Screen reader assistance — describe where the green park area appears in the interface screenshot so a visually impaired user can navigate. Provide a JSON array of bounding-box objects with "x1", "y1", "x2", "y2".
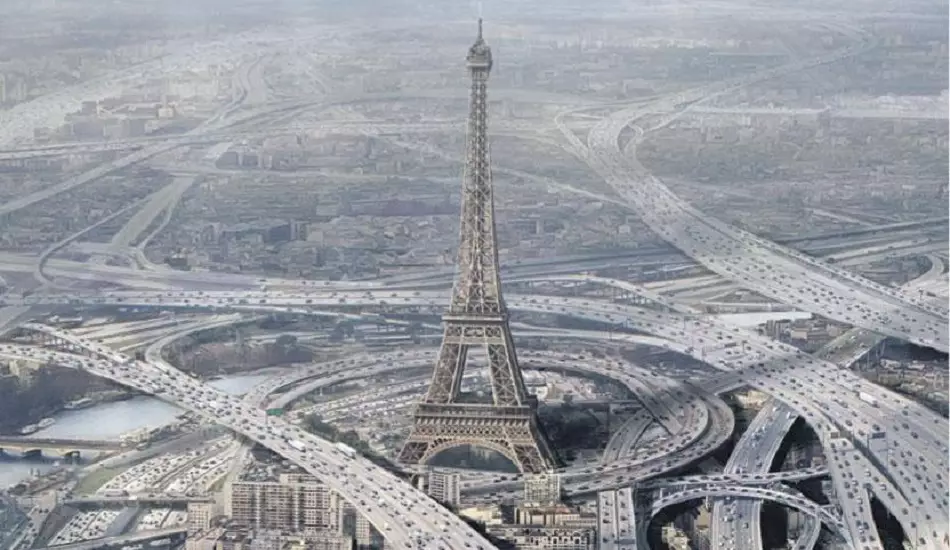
[{"x1": 73, "y1": 465, "x2": 129, "y2": 495}]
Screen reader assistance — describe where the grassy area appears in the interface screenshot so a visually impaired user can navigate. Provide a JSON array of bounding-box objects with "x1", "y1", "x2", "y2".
[
  {"x1": 73, "y1": 465, "x2": 128, "y2": 494},
  {"x1": 302, "y1": 414, "x2": 405, "y2": 478},
  {"x1": 208, "y1": 474, "x2": 227, "y2": 493}
]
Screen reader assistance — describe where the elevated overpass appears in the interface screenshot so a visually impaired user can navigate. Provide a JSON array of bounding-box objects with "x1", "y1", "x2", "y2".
[
  {"x1": 778, "y1": 216, "x2": 949, "y2": 246},
  {"x1": 0, "y1": 335, "x2": 498, "y2": 549},
  {"x1": 576, "y1": 36, "x2": 949, "y2": 352},
  {"x1": 649, "y1": 484, "x2": 851, "y2": 544},
  {"x1": 2, "y1": 274, "x2": 948, "y2": 546},
  {"x1": 0, "y1": 218, "x2": 941, "y2": 309},
  {"x1": 1, "y1": 313, "x2": 945, "y2": 546},
  {"x1": 63, "y1": 494, "x2": 213, "y2": 507},
  {"x1": 640, "y1": 467, "x2": 828, "y2": 490},
  {"x1": 33, "y1": 527, "x2": 186, "y2": 550}
]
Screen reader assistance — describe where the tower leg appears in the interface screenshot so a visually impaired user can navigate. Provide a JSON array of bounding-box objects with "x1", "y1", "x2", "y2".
[{"x1": 399, "y1": 403, "x2": 556, "y2": 473}]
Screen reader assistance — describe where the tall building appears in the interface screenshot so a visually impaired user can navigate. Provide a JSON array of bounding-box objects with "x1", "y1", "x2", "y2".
[
  {"x1": 225, "y1": 469, "x2": 379, "y2": 548},
  {"x1": 523, "y1": 473, "x2": 561, "y2": 506},
  {"x1": 344, "y1": 510, "x2": 383, "y2": 549},
  {"x1": 661, "y1": 524, "x2": 692, "y2": 550},
  {"x1": 426, "y1": 471, "x2": 461, "y2": 507},
  {"x1": 228, "y1": 472, "x2": 345, "y2": 534},
  {"x1": 186, "y1": 501, "x2": 216, "y2": 534},
  {"x1": 675, "y1": 506, "x2": 711, "y2": 550}
]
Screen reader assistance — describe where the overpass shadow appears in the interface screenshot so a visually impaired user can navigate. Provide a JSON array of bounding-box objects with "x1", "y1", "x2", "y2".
[{"x1": 428, "y1": 444, "x2": 520, "y2": 474}]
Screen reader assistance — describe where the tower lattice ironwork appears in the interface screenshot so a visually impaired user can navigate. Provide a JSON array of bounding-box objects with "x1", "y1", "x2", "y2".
[{"x1": 397, "y1": 20, "x2": 557, "y2": 474}]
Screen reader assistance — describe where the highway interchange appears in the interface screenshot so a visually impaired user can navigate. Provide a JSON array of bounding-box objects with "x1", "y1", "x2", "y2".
[
  {"x1": 0, "y1": 333, "x2": 497, "y2": 550},
  {"x1": 569, "y1": 35, "x2": 949, "y2": 353},
  {"x1": 2, "y1": 191, "x2": 948, "y2": 549},
  {"x1": 3, "y1": 257, "x2": 948, "y2": 548},
  {"x1": 0, "y1": 14, "x2": 948, "y2": 550}
]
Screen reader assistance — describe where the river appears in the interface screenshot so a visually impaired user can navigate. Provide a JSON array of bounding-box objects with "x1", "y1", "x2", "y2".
[{"x1": 0, "y1": 373, "x2": 271, "y2": 488}]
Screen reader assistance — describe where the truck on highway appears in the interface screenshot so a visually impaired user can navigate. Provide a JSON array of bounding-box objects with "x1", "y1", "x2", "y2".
[
  {"x1": 288, "y1": 440, "x2": 307, "y2": 452},
  {"x1": 335, "y1": 442, "x2": 357, "y2": 458},
  {"x1": 858, "y1": 392, "x2": 878, "y2": 407}
]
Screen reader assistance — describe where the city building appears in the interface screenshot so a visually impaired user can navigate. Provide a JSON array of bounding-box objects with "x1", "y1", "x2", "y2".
[
  {"x1": 186, "y1": 525, "x2": 355, "y2": 550},
  {"x1": 660, "y1": 524, "x2": 692, "y2": 550},
  {"x1": 675, "y1": 506, "x2": 711, "y2": 550},
  {"x1": 459, "y1": 504, "x2": 506, "y2": 526},
  {"x1": 343, "y1": 511, "x2": 382, "y2": 549},
  {"x1": 486, "y1": 525, "x2": 595, "y2": 550},
  {"x1": 523, "y1": 473, "x2": 562, "y2": 506},
  {"x1": 187, "y1": 501, "x2": 217, "y2": 534},
  {"x1": 245, "y1": 530, "x2": 355, "y2": 550},
  {"x1": 226, "y1": 467, "x2": 377, "y2": 547},
  {"x1": 185, "y1": 527, "x2": 228, "y2": 550},
  {"x1": 514, "y1": 504, "x2": 595, "y2": 529},
  {"x1": 229, "y1": 472, "x2": 345, "y2": 533},
  {"x1": 4, "y1": 358, "x2": 40, "y2": 382},
  {"x1": 426, "y1": 471, "x2": 461, "y2": 507}
]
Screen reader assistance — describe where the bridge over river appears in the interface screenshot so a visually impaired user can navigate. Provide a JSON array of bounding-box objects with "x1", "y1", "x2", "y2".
[{"x1": 0, "y1": 436, "x2": 124, "y2": 458}]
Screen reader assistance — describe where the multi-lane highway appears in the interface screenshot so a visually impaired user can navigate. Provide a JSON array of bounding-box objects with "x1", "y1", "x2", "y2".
[
  {"x1": 706, "y1": 254, "x2": 948, "y2": 550},
  {"x1": 1, "y1": 17, "x2": 947, "y2": 550},
  {"x1": 3, "y1": 101, "x2": 945, "y2": 161},
  {"x1": 650, "y1": 484, "x2": 851, "y2": 542},
  {"x1": 0, "y1": 336, "x2": 496, "y2": 550},
  {"x1": 11, "y1": 280, "x2": 946, "y2": 546},
  {"x1": 0, "y1": 213, "x2": 941, "y2": 296},
  {"x1": 571, "y1": 37, "x2": 949, "y2": 353},
  {"x1": 602, "y1": 410, "x2": 653, "y2": 465},
  {"x1": 1, "y1": 266, "x2": 939, "y2": 548},
  {"x1": 0, "y1": 331, "x2": 735, "y2": 547},
  {"x1": 711, "y1": 400, "x2": 800, "y2": 550},
  {"x1": 0, "y1": 326, "x2": 872, "y2": 548},
  {"x1": 598, "y1": 487, "x2": 638, "y2": 550}
]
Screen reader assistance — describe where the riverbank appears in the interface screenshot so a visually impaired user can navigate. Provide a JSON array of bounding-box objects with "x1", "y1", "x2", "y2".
[
  {"x1": 0, "y1": 361, "x2": 299, "y2": 437},
  {"x1": 0, "y1": 371, "x2": 275, "y2": 489}
]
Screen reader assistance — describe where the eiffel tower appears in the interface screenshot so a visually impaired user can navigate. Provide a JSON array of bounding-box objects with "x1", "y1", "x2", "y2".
[{"x1": 397, "y1": 20, "x2": 557, "y2": 474}]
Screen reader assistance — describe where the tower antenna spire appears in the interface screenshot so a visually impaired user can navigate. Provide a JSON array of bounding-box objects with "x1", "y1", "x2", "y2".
[{"x1": 477, "y1": 17, "x2": 483, "y2": 41}]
